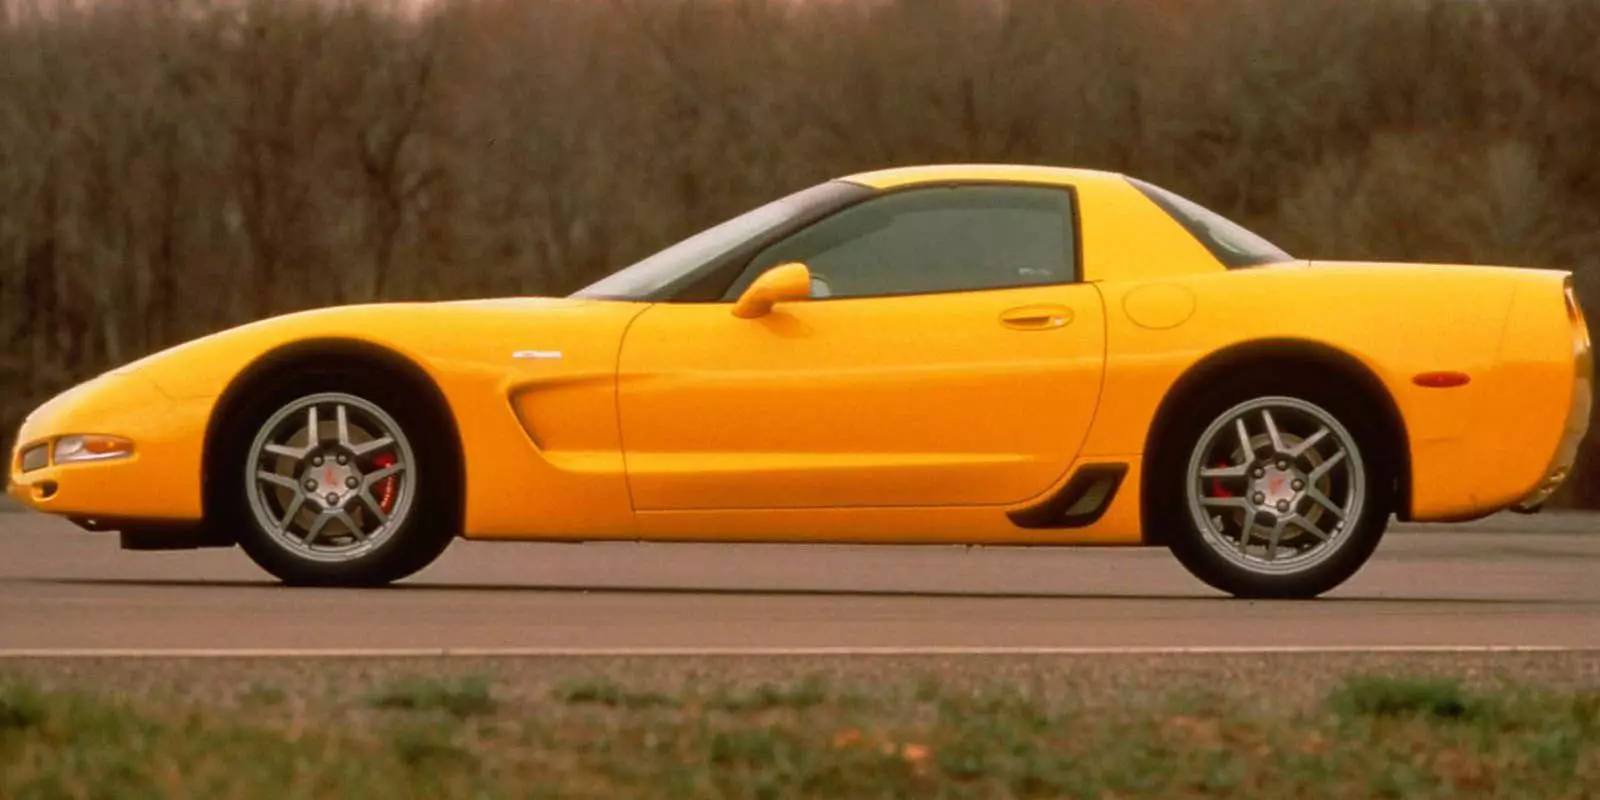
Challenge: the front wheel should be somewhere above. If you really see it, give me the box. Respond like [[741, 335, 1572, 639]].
[[223, 372, 456, 586], [1156, 381, 1392, 599]]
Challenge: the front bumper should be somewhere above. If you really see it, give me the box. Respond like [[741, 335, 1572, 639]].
[[8, 371, 212, 522]]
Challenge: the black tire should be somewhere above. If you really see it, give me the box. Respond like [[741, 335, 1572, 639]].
[[215, 364, 458, 586], [1150, 370, 1394, 599]]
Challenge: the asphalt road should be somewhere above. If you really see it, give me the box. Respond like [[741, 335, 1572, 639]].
[[1, 504, 1596, 652]]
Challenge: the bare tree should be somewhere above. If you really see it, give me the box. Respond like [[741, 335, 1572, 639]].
[[2, 0, 1598, 503]]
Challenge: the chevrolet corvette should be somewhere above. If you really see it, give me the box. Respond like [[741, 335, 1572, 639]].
[[7, 164, 1593, 597]]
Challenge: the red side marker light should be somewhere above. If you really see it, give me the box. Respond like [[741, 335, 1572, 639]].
[[1413, 371, 1471, 388]]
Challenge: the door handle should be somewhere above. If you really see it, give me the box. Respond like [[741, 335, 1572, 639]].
[[999, 305, 1073, 331]]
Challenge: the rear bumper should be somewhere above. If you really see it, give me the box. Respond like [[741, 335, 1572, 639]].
[[1512, 289, 1593, 512], [1406, 273, 1594, 520]]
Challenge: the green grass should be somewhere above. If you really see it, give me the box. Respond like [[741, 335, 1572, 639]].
[[0, 683, 46, 733], [1328, 675, 1486, 721], [1, 671, 1596, 798], [365, 674, 497, 718], [553, 676, 676, 709]]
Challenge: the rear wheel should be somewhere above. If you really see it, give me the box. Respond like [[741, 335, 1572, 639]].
[[222, 370, 456, 586], [1155, 376, 1392, 598]]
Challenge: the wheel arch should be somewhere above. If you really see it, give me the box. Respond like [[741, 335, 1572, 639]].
[[200, 338, 467, 539], [1140, 338, 1412, 544]]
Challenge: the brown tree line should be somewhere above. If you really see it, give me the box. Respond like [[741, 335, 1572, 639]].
[[3, 0, 1600, 506]]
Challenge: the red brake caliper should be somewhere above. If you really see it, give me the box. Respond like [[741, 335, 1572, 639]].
[[1210, 462, 1235, 498], [371, 453, 399, 514]]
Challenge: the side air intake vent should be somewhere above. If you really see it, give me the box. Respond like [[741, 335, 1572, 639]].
[[1007, 463, 1129, 529]]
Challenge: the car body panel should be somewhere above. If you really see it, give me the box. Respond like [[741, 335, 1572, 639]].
[[616, 283, 1107, 511], [1084, 262, 1542, 518], [7, 371, 214, 519], [630, 456, 1145, 545], [12, 298, 651, 536], [8, 164, 1591, 548]]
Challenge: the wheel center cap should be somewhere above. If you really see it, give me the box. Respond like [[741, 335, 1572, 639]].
[[1254, 466, 1298, 507], [307, 462, 358, 506]]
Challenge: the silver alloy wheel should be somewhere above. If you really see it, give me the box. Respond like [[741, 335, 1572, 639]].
[[245, 392, 416, 564], [1183, 396, 1366, 575]]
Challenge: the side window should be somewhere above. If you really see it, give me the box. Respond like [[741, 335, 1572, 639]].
[[722, 185, 1078, 301], [1126, 177, 1292, 268]]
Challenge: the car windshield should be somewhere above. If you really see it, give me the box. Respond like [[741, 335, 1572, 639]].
[[571, 181, 861, 301], [1127, 177, 1293, 268]]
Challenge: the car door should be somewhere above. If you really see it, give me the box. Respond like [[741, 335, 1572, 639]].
[[615, 182, 1107, 511]]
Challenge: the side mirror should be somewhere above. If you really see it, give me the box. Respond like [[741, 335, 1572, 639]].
[[731, 262, 813, 319]]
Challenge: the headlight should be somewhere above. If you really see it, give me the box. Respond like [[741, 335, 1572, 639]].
[[19, 444, 49, 473], [53, 435, 134, 464]]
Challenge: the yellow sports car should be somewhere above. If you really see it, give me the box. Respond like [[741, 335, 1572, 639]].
[[8, 165, 1592, 597]]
